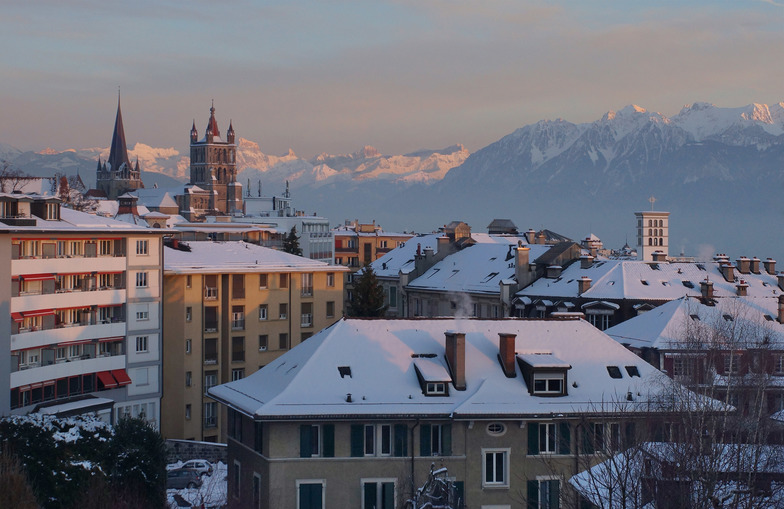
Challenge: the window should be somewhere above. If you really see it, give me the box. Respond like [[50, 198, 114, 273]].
[[774, 355, 784, 375], [185, 339, 192, 354], [326, 301, 335, 318], [231, 306, 245, 330], [389, 286, 397, 308], [587, 313, 612, 330], [232, 461, 241, 498], [532, 373, 565, 395], [421, 423, 451, 456], [528, 422, 570, 455], [135, 336, 148, 353], [232, 337, 245, 362], [301, 273, 313, 296], [297, 481, 324, 509], [483, 449, 509, 488], [135, 272, 148, 288], [539, 423, 557, 454], [487, 422, 506, 436], [528, 478, 560, 509], [425, 382, 447, 396], [362, 479, 395, 509], [326, 272, 334, 287], [279, 303, 288, 319], [186, 275, 192, 288], [301, 302, 313, 327], [299, 424, 331, 457], [204, 371, 218, 394], [606, 366, 622, 379], [725, 355, 740, 375], [259, 274, 268, 288], [259, 304, 268, 320], [625, 366, 641, 377], [204, 306, 218, 332], [232, 368, 245, 381], [672, 357, 695, 378], [136, 240, 148, 255], [185, 371, 192, 387], [591, 422, 621, 453], [279, 273, 288, 289], [136, 367, 149, 386], [253, 473, 261, 509], [279, 333, 289, 350], [185, 404, 191, 420], [204, 338, 218, 364], [99, 240, 112, 256], [232, 274, 245, 299], [259, 335, 268, 351], [204, 275, 218, 299]]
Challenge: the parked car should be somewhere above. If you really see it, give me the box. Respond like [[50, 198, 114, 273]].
[[167, 468, 203, 490], [181, 459, 213, 477]]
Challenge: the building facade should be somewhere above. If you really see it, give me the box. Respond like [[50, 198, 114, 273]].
[[160, 240, 346, 442], [2, 193, 163, 427]]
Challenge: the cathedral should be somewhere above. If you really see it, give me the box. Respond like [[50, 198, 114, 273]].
[[180, 102, 243, 220], [95, 95, 144, 199]]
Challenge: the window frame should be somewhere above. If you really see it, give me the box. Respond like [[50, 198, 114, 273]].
[[482, 448, 510, 488]]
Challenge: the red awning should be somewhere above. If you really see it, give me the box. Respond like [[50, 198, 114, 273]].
[[111, 369, 132, 386], [57, 339, 94, 346], [11, 313, 23, 322], [98, 336, 124, 343], [20, 273, 55, 281], [97, 371, 118, 389], [22, 309, 55, 318]]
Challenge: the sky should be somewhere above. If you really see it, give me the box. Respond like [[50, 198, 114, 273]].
[[3, 0, 784, 159]]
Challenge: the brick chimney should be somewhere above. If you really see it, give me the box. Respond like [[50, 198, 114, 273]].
[[736, 280, 748, 296], [526, 228, 537, 244], [700, 279, 714, 301], [536, 231, 546, 245], [498, 333, 516, 378], [736, 257, 750, 274], [515, 244, 533, 288], [779, 295, 784, 325], [764, 258, 777, 275], [445, 331, 466, 390], [720, 263, 735, 282], [546, 265, 562, 279], [580, 254, 594, 269], [750, 257, 761, 274], [578, 276, 592, 295]]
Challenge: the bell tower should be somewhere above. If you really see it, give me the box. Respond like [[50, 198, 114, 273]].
[[635, 198, 669, 261]]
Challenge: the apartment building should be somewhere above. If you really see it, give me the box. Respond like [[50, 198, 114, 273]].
[[2, 193, 164, 427], [160, 240, 346, 442]]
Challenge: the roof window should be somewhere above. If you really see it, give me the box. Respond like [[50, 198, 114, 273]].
[[625, 366, 641, 377], [338, 366, 352, 378], [765, 315, 775, 321], [650, 263, 660, 270], [606, 366, 623, 379], [682, 281, 694, 289], [696, 264, 706, 271], [690, 314, 700, 321], [723, 314, 733, 322], [426, 382, 447, 395], [640, 280, 649, 286]]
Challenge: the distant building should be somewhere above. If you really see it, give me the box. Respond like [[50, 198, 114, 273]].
[[1, 192, 164, 428], [95, 95, 144, 200], [636, 210, 670, 261], [160, 240, 346, 442]]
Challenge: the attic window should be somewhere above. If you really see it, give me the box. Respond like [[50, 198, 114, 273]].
[[650, 264, 660, 271], [682, 281, 694, 289], [723, 314, 733, 322], [606, 366, 623, 379], [640, 280, 649, 286], [426, 382, 446, 395], [411, 353, 437, 358], [489, 257, 497, 261], [625, 366, 641, 377], [689, 314, 700, 321], [595, 262, 606, 267], [426, 269, 441, 278], [765, 315, 775, 321], [696, 264, 706, 271], [532, 373, 565, 395], [661, 281, 669, 286], [338, 366, 352, 378], [482, 272, 499, 283], [607, 281, 615, 286], [763, 282, 771, 287]]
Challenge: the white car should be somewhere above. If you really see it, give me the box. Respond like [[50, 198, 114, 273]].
[[181, 459, 213, 477]]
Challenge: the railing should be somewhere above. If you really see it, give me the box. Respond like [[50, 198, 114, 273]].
[[231, 319, 245, 330], [301, 314, 313, 327], [204, 287, 218, 300], [301, 287, 313, 297], [203, 416, 217, 428]]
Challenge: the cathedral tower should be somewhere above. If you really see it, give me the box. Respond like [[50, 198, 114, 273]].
[[96, 94, 144, 199], [188, 102, 242, 216]]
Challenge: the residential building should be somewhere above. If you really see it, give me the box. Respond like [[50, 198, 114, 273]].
[[209, 317, 695, 508], [95, 94, 144, 200], [2, 192, 164, 427], [160, 240, 346, 442]]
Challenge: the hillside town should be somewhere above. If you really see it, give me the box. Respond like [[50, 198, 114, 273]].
[[1, 96, 783, 509]]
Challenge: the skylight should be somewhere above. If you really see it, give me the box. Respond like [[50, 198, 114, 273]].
[[338, 366, 352, 378], [426, 268, 441, 278], [606, 366, 623, 379], [650, 263, 660, 270], [625, 366, 641, 377], [640, 280, 649, 286], [696, 264, 706, 271], [723, 314, 734, 322], [482, 272, 499, 283], [690, 314, 700, 321], [682, 281, 694, 289]]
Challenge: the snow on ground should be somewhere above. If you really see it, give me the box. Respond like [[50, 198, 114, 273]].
[[167, 460, 227, 509]]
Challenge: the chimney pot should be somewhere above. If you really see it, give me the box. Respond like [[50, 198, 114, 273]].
[[765, 258, 777, 275], [498, 333, 516, 378], [580, 254, 594, 269], [700, 279, 714, 301], [578, 276, 592, 295]]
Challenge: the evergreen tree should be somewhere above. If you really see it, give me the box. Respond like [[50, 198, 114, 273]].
[[282, 226, 303, 256], [348, 263, 388, 317], [107, 417, 167, 508]]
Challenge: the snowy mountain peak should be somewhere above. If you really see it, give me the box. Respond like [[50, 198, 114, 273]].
[[355, 146, 381, 159]]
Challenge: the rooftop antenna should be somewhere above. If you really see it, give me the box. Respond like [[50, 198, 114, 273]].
[[649, 195, 656, 211], [258, 180, 261, 197]]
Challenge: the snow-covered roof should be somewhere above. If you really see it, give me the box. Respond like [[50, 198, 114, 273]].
[[164, 240, 344, 274], [208, 317, 682, 420], [516, 259, 781, 301], [605, 296, 784, 350], [406, 242, 550, 295]]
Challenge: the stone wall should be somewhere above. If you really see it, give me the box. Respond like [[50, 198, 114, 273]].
[[166, 439, 227, 464]]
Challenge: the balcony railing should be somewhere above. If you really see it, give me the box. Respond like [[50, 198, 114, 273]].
[[301, 314, 313, 328], [231, 319, 245, 330], [204, 287, 218, 300]]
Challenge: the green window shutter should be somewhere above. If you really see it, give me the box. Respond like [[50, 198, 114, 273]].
[[363, 482, 377, 508], [442, 424, 452, 456], [558, 422, 571, 455], [394, 424, 408, 457], [350, 424, 364, 457], [549, 480, 560, 509], [322, 424, 335, 457], [300, 425, 311, 458], [454, 481, 464, 508], [527, 479, 539, 509], [300, 483, 322, 509], [382, 482, 394, 509], [528, 422, 539, 455], [582, 424, 595, 455], [420, 424, 432, 456]]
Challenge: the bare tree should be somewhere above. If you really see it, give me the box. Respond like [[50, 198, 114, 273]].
[[53, 172, 98, 213], [0, 161, 29, 193]]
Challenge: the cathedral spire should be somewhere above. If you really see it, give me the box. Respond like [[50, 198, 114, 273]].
[[107, 93, 132, 172], [205, 100, 220, 139]]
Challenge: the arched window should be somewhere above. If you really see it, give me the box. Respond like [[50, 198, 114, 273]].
[[649, 238, 653, 246], [649, 229, 652, 236], [654, 238, 658, 246], [660, 238, 664, 246], [649, 219, 653, 227]]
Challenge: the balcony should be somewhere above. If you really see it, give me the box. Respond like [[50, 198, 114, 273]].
[[301, 287, 313, 298], [10, 354, 127, 389], [231, 319, 245, 331], [11, 322, 126, 352], [13, 288, 125, 313], [301, 314, 313, 328], [12, 255, 126, 276], [203, 416, 217, 428], [204, 287, 218, 300]]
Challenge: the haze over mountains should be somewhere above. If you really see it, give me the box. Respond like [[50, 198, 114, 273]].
[[2, 102, 783, 260]]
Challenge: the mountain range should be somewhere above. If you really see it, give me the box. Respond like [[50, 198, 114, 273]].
[[2, 102, 782, 260]]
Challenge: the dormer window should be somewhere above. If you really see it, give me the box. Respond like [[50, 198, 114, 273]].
[[532, 373, 565, 395], [426, 382, 446, 395], [413, 357, 451, 397], [518, 352, 571, 397]]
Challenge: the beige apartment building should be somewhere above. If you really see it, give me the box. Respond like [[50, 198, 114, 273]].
[[160, 240, 346, 442]]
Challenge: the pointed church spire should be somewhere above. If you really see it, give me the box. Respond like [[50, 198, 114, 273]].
[[107, 92, 132, 172], [205, 100, 220, 138]]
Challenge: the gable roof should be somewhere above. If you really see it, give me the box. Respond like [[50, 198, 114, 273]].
[[208, 317, 684, 420]]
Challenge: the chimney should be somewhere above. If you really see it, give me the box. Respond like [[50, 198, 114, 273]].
[[580, 254, 594, 269], [515, 244, 532, 287], [578, 276, 592, 295], [444, 331, 466, 390], [498, 333, 516, 378], [750, 257, 761, 274], [436, 235, 448, 253], [765, 258, 777, 275], [700, 279, 714, 301], [652, 251, 667, 262], [536, 231, 546, 245], [526, 228, 537, 244], [720, 263, 735, 282], [778, 273, 784, 292], [778, 295, 784, 324], [736, 257, 750, 274], [546, 265, 562, 279], [736, 279, 748, 297]]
